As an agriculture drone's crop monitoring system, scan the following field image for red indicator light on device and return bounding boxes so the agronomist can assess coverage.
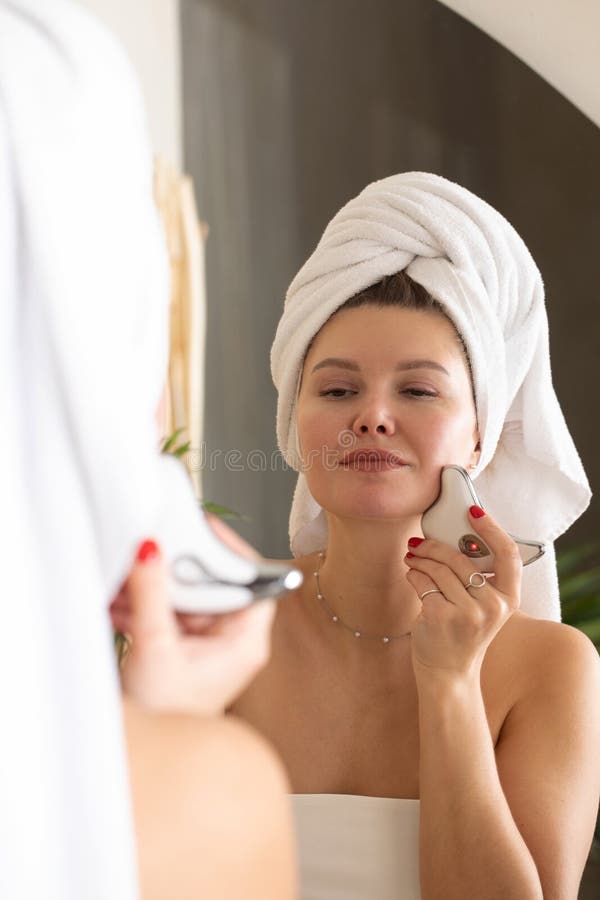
[467,541,479,552]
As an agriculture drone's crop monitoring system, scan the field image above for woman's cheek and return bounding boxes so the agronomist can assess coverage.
[422,414,475,463]
[413,413,458,461]
[298,406,344,453]
[414,410,448,446]
[297,420,322,456]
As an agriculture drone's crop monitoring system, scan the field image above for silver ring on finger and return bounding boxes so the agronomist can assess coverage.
[419,588,444,600]
[464,571,487,589]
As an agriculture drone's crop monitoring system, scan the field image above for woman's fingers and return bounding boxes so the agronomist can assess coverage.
[125,539,176,642]
[175,611,218,633]
[462,506,522,600]
[405,566,442,601]
[112,525,278,714]
[405,554,467,608]
[408,506,521,607]
[405,568,451,623]
[118,517,273,644]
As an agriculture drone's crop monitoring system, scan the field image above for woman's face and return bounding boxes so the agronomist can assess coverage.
[296,304,480,522]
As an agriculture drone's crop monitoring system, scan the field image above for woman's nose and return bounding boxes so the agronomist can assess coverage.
[352,404,396,436]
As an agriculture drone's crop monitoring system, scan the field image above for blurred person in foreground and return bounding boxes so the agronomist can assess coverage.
[0,2,296,898]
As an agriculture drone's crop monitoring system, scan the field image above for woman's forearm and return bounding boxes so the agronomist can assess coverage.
[416,673,543,900]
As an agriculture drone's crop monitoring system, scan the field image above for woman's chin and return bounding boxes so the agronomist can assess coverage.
[307,475,431,522]
[318,495,422,523]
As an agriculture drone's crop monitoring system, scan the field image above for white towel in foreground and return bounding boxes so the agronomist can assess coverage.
[1,2,173,897]
[271,172,591,621]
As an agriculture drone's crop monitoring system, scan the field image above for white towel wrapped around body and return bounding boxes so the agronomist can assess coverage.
[271,172,591,622]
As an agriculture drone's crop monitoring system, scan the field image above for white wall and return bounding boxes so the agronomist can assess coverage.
[438,0,600,127]
[78,1,599,164]
[78,0,182,165]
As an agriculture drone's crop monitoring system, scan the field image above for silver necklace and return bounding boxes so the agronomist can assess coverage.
[313,552,413,646]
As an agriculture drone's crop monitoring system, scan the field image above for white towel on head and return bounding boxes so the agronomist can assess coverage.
[271,172,591,622]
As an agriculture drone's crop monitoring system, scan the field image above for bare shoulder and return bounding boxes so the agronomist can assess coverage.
[489,616,600,898]
[483,609,600,724]
[123,700,295,900]
[123,699,289,796]
[485,610,600,750]
[494,609,599,669]
[491,609,599,682]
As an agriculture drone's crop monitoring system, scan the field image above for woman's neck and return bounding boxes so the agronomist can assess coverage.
[312,515,424,644]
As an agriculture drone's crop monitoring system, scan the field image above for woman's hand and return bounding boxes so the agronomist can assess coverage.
[404,505,521,682]
[110,516,276,717]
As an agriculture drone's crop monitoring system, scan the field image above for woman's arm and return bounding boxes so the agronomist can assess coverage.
[114,527,297,900]
[416,624,600,900]
[124,700,297,900]
[405,508,600,900]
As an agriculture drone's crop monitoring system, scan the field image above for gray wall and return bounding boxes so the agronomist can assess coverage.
[181,0,600,558]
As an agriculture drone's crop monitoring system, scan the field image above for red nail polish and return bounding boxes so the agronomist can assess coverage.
[408,537,424,548]
[136,539,160,563]
[469,505,485,519]
[405,551,415,559]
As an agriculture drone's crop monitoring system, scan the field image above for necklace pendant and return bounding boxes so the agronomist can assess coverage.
[354,631,361,638]
[382,636,390,644]
[332,615,338,622]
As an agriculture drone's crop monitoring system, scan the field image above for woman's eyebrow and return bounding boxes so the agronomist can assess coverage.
[310,357,360,373]
[310,357,449,376]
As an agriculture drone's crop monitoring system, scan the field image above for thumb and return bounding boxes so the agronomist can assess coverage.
[125,539,174,641]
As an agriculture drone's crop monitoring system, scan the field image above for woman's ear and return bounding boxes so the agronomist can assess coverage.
[468,439,481,471]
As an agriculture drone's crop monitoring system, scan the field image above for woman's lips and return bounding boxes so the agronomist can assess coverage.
[340,449,409,471]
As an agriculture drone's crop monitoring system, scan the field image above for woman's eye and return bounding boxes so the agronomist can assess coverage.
[403,388,438,398]
[319,387,437,399]
[319,388,356,399]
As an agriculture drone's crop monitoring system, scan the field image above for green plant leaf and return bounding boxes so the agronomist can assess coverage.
[556,540,600,655]
[558,566,600,602]
[201,500,246,520]
[113,631,130,667]
[561,593,600,623]
[172,441,191,458]
[556,541,600,578]
[160,427,186,454]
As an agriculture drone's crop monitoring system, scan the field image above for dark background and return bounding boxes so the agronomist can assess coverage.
[181,0,600,559]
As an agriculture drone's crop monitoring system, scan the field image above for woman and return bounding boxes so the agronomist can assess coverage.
[228,173,600,899]
[1,3,295,899]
